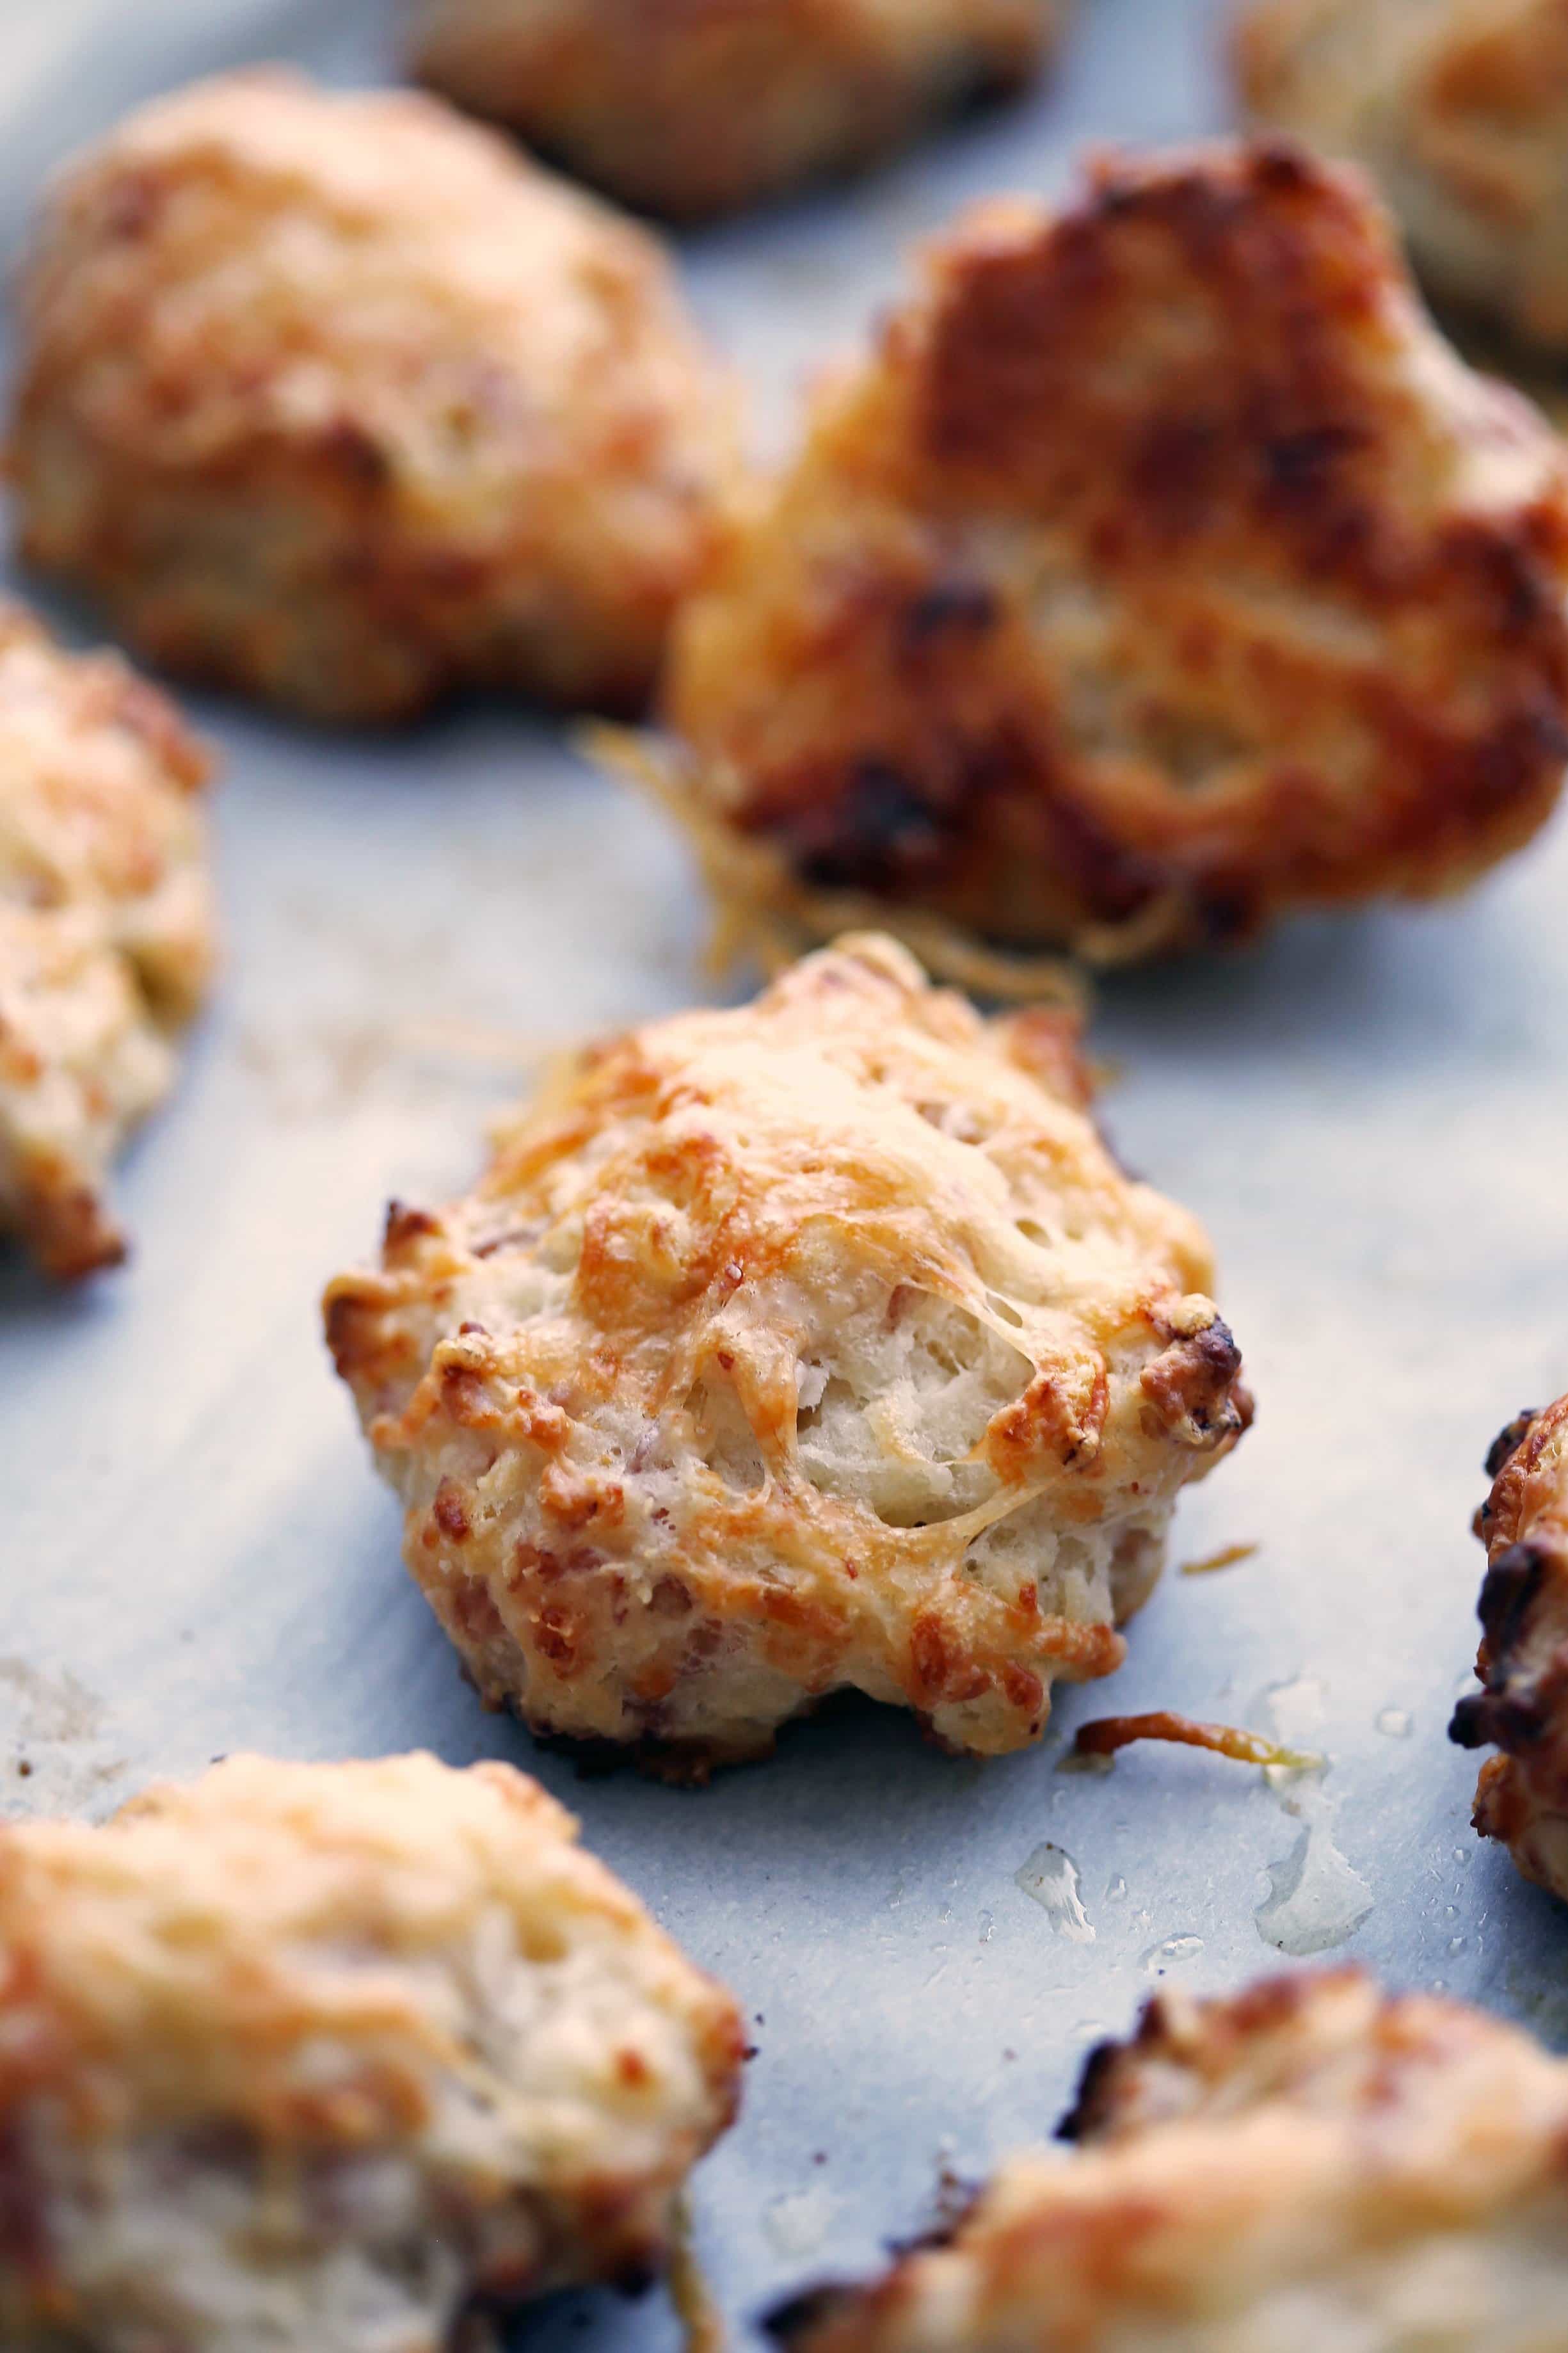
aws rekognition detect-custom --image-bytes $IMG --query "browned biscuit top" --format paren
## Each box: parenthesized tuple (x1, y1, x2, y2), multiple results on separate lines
(662, 140, 1568, 965)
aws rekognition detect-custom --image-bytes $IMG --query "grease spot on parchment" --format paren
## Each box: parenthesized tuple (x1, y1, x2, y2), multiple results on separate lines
(236, 1017, 542, 1123)
(1014, 1843, 1094, 1943)
(764, 2184, 836, 2260)
(1252, 1674, 1372, 1957)
(1256, 1784, 1374, 1957)
(1140, 1934, 1204, 1972)
(1, 1658, 107, 1742)
(1, 1659, 124, 1818)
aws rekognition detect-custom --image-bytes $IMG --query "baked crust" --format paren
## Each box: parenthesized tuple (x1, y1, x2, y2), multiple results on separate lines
(0, 602, 214, 1280)
(657, 141, 1568, 967)
(324, 933, 1249, 1769)
(8, 68, 736, 723)
(776, 1970, 1568, 2353)
(411, 0, 1061, 221)
(1235, 0, 1568, 353)
(0, 1753, 744, 2350)
(1450, 1393, 1568, 1900)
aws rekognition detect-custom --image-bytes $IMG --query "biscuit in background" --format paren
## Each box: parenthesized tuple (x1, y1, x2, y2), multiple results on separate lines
(9, 68, 737, 725)
(777, 1968, 1568, 2353)
(1452, 1394, 1568, 1902)
(411, 0, 1067, 221)
(644, 141, 1568, 972)
(1235, 0, 1568, 357)
(0, 1751, 744, 2350)
(0, 603, 214, 1281)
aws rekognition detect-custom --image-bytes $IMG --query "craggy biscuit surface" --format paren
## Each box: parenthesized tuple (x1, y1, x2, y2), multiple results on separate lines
(1235, 0, 1568, 353)
(1451, 1395, 1568, 1902)
(659, 141, 1568, 967)
(0, 603, 213, 1280)
(10, 68, 736, 723)
(0, 1752, 744, 2352)
(324, 935, 1249, 1770)
(411, 0, 1060, 220)
(778, 1970, 1568, 2353)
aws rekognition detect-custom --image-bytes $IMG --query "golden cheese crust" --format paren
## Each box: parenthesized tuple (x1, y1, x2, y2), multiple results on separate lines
(0, 602, 214, 1281)
(777, 1970, 1568, 2353)
(8, 68, 736, 723)
(410, 0, 1060, 221)
(1235, 0, 1568, 354)
(657, 141, 1568, 968)
(1450, 1395, 1568, 1902)
(0, 1752, 744, 2352)
(324, 934, 1249, 1770)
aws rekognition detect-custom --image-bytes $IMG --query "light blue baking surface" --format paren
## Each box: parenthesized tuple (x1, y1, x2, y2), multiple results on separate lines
(3, 1, 1568, 2344)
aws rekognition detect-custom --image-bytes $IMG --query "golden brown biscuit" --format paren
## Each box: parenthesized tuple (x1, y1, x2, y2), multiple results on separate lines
(324, 934, 1249, 1771)
(0, 1752, 744, 2351)
(9, 68, 736, 724)
(0, 603, 214, 1281)
(410, 0, 1062, 221)
(1235, 0, 1568, 355)
(653, 141, 1568, 969)
(776, 1970, 1568, 2353)
(1451, 1395, 1568, 1901)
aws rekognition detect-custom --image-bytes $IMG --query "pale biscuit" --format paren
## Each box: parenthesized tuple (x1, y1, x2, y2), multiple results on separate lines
(0, 1752, 744, 2350)
(0, 603, 214, 1280)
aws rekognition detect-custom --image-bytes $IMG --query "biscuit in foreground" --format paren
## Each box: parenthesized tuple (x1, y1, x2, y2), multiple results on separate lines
(0, 1751, 744, 2350)
(411, 0, 1063, 221)
(1451, 1395, 1568, 1902)
(655, 140, 1568, 969)
(9, 68, 736, 723)
(0, 602, 214, 1280)
(775, 1969, 1568, 2353)
(1235, 0, 1568, 355)
(324, 933, 1249, 1772)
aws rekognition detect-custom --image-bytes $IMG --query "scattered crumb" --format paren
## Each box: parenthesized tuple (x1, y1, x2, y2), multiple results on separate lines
(1180, 1541, 1260, 1577)
(668, 2196, 728, 2353)
(1071, 1711, 1323, 1772)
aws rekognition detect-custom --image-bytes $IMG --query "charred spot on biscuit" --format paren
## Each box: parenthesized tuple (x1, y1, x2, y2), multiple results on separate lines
(1476, 1539, 1551, 1661)
(1450, 1541, 1556, 1754)
(1055, 2032, 1129, 2144)
(901, 580, 1001, 649)
(790, 762, 953, 893)
(1452, 1390, 1568, 1899)
(1485, 1408, 1540, 1481)
(765, 2285, 861, 2345)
